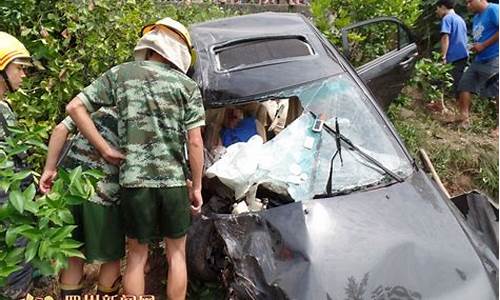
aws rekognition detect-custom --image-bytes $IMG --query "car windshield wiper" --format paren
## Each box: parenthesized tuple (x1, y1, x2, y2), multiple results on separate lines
(309, 111, 404, 197)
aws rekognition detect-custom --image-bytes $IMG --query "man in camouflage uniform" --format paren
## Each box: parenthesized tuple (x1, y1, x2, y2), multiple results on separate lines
(0, 32, 34, 300)
(39, 107, 124, 299)
(66, 18, 205, 300)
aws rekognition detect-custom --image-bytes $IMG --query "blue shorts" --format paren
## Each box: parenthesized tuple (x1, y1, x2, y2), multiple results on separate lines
(457, 57, 499, 98)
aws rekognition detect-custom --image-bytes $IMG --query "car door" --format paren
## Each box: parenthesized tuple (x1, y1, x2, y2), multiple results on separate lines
(341, 17, 418, 110)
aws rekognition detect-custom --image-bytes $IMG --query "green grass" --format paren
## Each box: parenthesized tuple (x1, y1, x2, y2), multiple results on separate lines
(388, 88, 499, 200)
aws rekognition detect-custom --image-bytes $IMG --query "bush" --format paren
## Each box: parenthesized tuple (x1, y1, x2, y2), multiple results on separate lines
(0, 126, 102, 285)
(0, 0, 240, 286)
(411, 52, 453, 103)
(0, 1, 239, 169)
(310, 0, 422, 47)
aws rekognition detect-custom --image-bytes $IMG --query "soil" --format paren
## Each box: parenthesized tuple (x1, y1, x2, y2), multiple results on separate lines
(399, 86, 498, 201)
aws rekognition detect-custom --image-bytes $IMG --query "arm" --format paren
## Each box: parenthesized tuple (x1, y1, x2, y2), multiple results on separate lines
(440, 34, 450, 63)
(66, 97, 123, 165)
(187, 127, 204, 214)
(472, 31, 499, 53)
(39, 123, 69, 193)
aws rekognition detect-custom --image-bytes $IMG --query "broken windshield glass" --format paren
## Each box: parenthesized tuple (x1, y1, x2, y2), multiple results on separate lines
(206, 74, 413, 201)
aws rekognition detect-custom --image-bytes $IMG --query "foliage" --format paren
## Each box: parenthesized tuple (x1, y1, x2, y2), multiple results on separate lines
(0, 126, 102, 286)
(411, 52, 453, 102)
(310, 0, 422, 47)
(388, 81, 498, 201)
(0, 0, 238, 169)
(0, 0, 240, 295)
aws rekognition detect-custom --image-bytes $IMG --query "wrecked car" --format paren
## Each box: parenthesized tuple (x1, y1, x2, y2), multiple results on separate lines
(186, 12, 499, 299)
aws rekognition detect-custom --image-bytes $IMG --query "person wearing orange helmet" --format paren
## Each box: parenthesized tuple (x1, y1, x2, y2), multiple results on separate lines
(0, 31, 32, 140)
(65, 18, 205, 300)
(0, 31, 34, 300)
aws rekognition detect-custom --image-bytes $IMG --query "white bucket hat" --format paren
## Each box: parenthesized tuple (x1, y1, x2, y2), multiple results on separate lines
(134, 27, 191, 74)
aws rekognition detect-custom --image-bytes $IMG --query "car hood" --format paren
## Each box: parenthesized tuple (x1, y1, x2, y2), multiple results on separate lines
(212, 170, 497, 299)
(190, 12, 343, 107)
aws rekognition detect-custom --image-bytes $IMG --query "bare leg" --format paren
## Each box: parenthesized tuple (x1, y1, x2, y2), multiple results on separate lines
(98, 260, 121, 291)
(123, 238, 149, 296)
(165, 236, 187, 300)
(60, 257, 84, 286)
(457, 91, 472, 123)
(492, 97, 499, 137)
(59, 257, 84, 299)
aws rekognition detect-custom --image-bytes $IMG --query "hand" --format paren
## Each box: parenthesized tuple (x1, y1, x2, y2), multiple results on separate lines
(471, 43, 486, 53)
(189, 188, 203, 215)
(39, 169, 57, 194)
(102, 146, 125, 166)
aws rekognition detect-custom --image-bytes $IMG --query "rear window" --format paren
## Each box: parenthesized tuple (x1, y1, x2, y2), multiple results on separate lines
(215, 37, 313, 71)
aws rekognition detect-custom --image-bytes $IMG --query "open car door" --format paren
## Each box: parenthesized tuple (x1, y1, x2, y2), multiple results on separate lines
(341, 17, 418, 110)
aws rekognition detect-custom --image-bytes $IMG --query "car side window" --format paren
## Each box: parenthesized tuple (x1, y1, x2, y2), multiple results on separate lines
(342, 19, 412, 68)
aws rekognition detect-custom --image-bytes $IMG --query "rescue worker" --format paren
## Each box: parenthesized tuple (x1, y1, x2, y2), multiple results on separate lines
(39, 107, 124, 299)
(65, 18, 205, 300)
(0, 31, 34, 300)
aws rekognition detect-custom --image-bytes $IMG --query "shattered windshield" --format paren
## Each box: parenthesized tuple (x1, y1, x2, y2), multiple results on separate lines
(206, 74, 413, 201)
(276, 74, 414, 198)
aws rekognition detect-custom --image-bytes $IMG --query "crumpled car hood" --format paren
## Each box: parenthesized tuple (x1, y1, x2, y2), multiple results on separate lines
(212, 170, 497, 300)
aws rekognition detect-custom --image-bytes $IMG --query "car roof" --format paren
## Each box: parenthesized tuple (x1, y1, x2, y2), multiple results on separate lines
(190, 12, 345, 107)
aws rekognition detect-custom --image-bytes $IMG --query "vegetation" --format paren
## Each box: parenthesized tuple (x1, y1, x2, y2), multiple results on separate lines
(0, 126, 102, 286)
(388, 72, 499, 200)
(0, 0, 240, 292)
(411, 52, 453, 103)
(311, 0, 422, 46)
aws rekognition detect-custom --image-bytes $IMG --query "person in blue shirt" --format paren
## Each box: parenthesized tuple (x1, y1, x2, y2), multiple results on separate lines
(454, 0, 498, 135)
(436, 0, 469, 100)
(219, 107, 258, 147)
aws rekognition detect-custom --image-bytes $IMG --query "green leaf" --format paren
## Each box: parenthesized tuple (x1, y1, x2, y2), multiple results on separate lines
(83, 169, 104, 179)
(5, 227, 17, 246)
(0, 204, 12, 221)
(23, 197, 39, 214)
(61, 248, 85, 259)
(60, 239, 83, 249)
(31, 258, 55, 276)
(23, 184, 36, 202)
(9, 190, 24, 213)
(58, 209, 74, 224)
(38, 240, 50, 259)
(15, 224, 34, 234)
(5, 248, 24, 265)
(0, 264, 22, 277)
(64, 195, 86, 205)
(20, 228, 42, 240)
(51, 225, 76, 242)
(25, 241, 39, 262)
(69, 166, 82, 186)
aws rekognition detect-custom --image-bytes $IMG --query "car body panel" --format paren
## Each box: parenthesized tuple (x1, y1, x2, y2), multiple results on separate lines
(190, 13, 344, 107)
(186, 12, 498, 300)
(211, 170, 497, 299)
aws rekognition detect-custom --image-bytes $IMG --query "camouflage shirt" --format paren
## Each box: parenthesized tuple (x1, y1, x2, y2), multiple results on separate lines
(0, 100, 16, 140)
(78, 61, 205, 188)
(61, 108, 120, 206)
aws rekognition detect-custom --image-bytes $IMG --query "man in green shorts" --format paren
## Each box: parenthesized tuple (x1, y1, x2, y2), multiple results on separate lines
(65, 18, 205, 300)
(39, 107, 124, 298)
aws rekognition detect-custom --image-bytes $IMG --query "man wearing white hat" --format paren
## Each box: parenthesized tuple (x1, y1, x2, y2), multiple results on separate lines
(65, 18, 205, 300)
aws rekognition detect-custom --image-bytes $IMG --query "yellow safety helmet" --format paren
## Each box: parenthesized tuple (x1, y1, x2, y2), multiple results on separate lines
(0, 32, 31, 71)
(140, 18, 196, 66)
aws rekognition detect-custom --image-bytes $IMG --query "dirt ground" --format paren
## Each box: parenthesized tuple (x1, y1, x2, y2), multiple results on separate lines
(396, 86, 498, 202)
